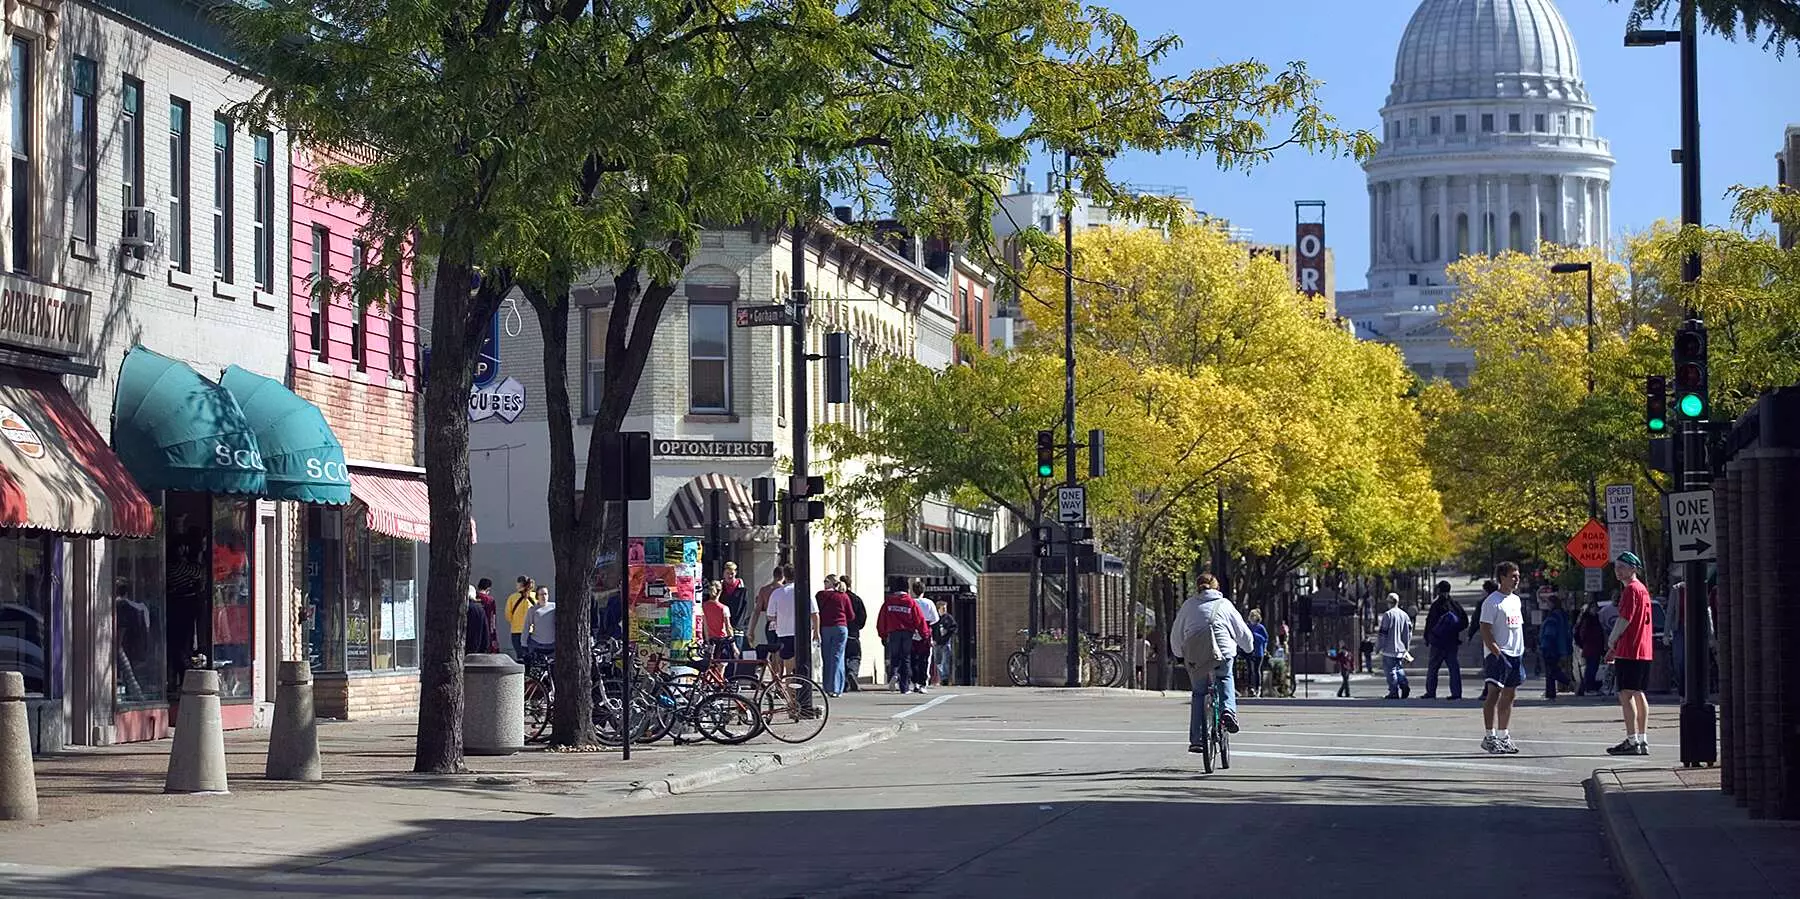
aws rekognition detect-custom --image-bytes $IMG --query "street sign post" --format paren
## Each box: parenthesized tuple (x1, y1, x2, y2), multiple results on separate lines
(1056, 486, 1086, 524)
(1584, 567, 1604, 593)
(1564, 518, 1612, 569)
(1669, 489, 1717, 562)
(1607, 521, 1634, 558)
(735, 304, 796, 327)
(1605, 484, 1636, 523)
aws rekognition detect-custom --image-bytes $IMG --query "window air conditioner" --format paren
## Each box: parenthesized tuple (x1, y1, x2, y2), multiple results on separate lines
(122, 207, 158, 248)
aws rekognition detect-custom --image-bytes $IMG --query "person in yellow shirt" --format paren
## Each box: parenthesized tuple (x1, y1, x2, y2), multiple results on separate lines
(504, 575, 535, 657)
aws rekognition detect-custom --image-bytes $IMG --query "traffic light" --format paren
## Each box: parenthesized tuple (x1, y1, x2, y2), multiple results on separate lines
(1035, 430, 1055, 478)
(823, 331, 850, 404)
(1088, 429, 1106, 479)
(1672, 320, 1709, 420)
(1033, 525, 1053, 558)
(1645, 375, 1668, 434)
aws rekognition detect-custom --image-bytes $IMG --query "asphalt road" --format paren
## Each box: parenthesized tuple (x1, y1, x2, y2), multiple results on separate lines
(5, 686, 1669, 898)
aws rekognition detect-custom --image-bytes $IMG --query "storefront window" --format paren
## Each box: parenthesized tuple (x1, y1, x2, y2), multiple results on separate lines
(344, 514, 372, 670)
(0, 534, 52, 696)
(305, 506, 345, 673)
(112, 517, 166, 704)
(307, 506, 421, 673)
(211, 498, 254, 700)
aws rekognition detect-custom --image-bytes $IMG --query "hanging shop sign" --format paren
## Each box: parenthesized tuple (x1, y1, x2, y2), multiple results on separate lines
(0, 275, 91, 357)
(469, 376, 526, 423)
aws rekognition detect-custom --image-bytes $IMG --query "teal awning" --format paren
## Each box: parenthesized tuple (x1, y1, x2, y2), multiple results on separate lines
(219, 366, 351, 505)
(112, 347, 267, 495)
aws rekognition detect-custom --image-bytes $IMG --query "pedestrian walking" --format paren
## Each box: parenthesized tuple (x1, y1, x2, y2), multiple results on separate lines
(1269, 637, 1292, 698)
(504, 575, 535, 658)
(1423, 580, 1466, 700)
(1358, 636, 1376, 674)
(1479, 562, 1525, 754)
(877, 577, 928, 693)
(842, 577, 868, 692)
(765, 565, 815, 681)
(1537, 588, 1574, 700)
(1606, 552, 1655, 756)
(1378, 593, 1413, 699)
(1332, 644, 1353, 697)
(1575, 599, 1606, 696)
(1170, 572, 1254, 750)
(1246, 610, 1270, 697)
(474, 578, 499, 654)
(465, 584, 494, 654)
(911, 584, 939, 693)
(815, 575, 855, 696)
(524, 587, 556, 654)
(721, 561, 748, 650)
(931, 600, 958, 687)
(700, 580, 737, 678)
(750, 567, 785, 665)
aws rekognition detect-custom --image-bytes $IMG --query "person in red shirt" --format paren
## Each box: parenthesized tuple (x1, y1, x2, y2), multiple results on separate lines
(1605, 551, 1656, 756)
(875, 576, 928, 694)
(814, 575, 856, 696)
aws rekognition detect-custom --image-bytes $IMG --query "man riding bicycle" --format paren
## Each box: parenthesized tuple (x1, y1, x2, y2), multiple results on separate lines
(1170, 569, 1255, 754)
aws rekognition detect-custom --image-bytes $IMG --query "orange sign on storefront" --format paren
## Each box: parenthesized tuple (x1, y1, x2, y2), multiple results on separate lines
(1565, 518, 1612, 568)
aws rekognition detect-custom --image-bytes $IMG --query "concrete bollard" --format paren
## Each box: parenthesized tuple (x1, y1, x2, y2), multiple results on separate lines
(0, 671, 38, 821)
(165, 669, 230, 794)
(265, 661, 320, 781)
(463, 653, 524, 756)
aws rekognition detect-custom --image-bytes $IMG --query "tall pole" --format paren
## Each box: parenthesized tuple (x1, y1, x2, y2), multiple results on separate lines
(1584, 267, 1600, 612)
(1677, 0, 1714, 766)
(1063, 150, 1081, 688)
(791, 223, 813, 682)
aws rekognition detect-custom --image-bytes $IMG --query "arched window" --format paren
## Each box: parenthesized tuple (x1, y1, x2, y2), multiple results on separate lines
(1509, 212, 1523, 252)
(1485, 213, 1497, 254)
(1429, 213, 1442, 261)
(1541, 212, 1552, 245)
(1456, 213, 1469, 257)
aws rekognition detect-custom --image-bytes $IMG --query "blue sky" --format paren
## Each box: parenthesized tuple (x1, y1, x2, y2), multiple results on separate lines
(1072, 0, 1792, 290)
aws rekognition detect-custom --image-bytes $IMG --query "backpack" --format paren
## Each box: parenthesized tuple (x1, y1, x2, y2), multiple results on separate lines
(1429, 606, 1463, 644)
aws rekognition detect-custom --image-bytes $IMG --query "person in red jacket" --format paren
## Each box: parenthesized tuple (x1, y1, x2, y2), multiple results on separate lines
(876, 576, 928, 693)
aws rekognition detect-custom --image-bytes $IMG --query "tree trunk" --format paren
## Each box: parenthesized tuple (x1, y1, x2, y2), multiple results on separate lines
(414, 257, 509, 774)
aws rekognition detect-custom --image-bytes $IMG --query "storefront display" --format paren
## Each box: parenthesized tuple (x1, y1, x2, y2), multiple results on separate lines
(305, 501, 423, 674)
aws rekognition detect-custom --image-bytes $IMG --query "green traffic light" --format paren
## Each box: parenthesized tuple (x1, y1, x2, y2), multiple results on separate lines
(1678, 394, 1704, 418)
(1037, 463, 1054, 477)
(1648, 417, 1666, 432)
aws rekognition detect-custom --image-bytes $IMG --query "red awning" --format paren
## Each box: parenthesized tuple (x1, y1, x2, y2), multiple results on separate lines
(348, 470, 475, 544)
(0, 370, 155, 537)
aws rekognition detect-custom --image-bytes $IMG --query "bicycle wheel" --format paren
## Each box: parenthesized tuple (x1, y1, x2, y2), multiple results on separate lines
(1007, 651, 1031, 686)
(695, 692, 762, 745)
(1219, 711, 1232, 770)
(523, 674, 551, 742)
(1091, 651, 1120, 688)
(1106, 651, 1128, 687)
(1201, 690, 1215, 774)
(759, 674, 829, 743)
(633, 679, 675, 744)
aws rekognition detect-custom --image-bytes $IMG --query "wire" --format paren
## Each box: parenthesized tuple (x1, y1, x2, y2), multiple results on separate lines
(501, 297, 523, 338)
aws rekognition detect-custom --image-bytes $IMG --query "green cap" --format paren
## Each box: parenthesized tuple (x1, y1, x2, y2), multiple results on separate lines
(1615, 551, 1643, 568)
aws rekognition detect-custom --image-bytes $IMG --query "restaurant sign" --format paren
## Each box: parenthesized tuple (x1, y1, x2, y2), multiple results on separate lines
(0, 275, 91, 357)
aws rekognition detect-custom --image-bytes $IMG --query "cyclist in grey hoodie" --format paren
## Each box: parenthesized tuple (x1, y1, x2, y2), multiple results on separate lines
(1170, 570, 1255, 752)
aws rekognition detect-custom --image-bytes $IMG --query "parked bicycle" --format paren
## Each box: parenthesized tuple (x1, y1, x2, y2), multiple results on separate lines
(679, 642, 829, 743)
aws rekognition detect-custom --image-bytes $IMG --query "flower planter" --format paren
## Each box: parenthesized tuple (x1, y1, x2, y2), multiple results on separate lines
(1027, 642, 1088, 686)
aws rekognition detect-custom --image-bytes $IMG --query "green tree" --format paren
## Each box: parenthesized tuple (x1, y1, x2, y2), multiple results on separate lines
(1614, 0, 1800, 53)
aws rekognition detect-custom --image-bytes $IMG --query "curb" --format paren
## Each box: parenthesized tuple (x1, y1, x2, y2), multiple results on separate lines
(1586, 768, 1680, 899)
(624, 721, 916, 800)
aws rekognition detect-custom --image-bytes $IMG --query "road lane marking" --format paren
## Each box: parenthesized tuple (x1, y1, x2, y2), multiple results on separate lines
(928, 738, 1561, 774)
(894, 693, 960, 719)
(944, 726, 1619, 748)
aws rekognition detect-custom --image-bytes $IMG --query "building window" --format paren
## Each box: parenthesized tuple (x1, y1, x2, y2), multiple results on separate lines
(70, 57, 97, 250)
(0, 534, 53, 695)
(349, 241, 367, 369)
(252, 132, 273, 291)
(1454, 114, 1467, 134)
(1485, 212, 1497, 254)
(212, 116, 233, 280)
(1534, 113, 1547, 133)
(307, 507, 418, 673)
(1507, 113, 1521, 133)
(582, 305, 606, 417)
(309, 225, 329, 360)
(168, 98, 191, 272)
(687, 301, 731, 413)
(957, 285, 972, 335)
(112, 518, 166, 704)
(1510, 212, 1524, 251)
(1558, 114, 1569, 134)
(1038, 214, 1053, 232)
(10, 40, 32, 274)
(1456, 213, 1469, 256)
(120, 78, 144, 259)
(1429, 213, 1441, 260)
(1429, 115, 1441, 135)
(388, 259, 406, 378)
(1407, 117, 1417, 136)
(1481, 113, 1495, 133)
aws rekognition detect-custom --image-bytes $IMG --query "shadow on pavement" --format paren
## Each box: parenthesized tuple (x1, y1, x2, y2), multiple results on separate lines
(3, 797, 1622, 899)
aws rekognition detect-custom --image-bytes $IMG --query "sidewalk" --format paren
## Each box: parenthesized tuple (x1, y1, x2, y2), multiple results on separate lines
(1590, 766, 1800, 899)
(0, 695, 913, 887)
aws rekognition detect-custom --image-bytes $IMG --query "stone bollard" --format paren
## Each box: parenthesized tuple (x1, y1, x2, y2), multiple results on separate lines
(0, 671, 38, 821)
(165, 669, 229, 794)
(265, 661, 320, 781)
(463, 653, 524, 756)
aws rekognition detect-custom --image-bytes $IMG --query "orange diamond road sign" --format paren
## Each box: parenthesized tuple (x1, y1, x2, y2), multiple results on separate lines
(1565, 518, 1611, 568)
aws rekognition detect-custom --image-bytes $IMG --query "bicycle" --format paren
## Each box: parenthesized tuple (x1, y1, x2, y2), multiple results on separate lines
(755, 671, 830, 743)
(1007, 629, 1032, 686)
(637, 660, 763, 746)
(1195, 669, 1232, 774)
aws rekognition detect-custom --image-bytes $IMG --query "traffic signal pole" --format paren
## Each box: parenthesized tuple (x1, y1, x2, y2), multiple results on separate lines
(791, 223, 813, 682)
(1676, 0, 1714, 767)
(1062, 150, 1081, 689)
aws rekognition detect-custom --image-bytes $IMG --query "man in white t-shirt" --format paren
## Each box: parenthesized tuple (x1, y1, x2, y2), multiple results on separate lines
(764, 565, 817, 680)
(1479, 561, 1525, 755)
(911, 588, 940, 693)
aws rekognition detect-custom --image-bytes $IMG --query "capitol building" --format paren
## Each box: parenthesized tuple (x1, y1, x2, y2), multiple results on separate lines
(1337, 0, 1615, 385)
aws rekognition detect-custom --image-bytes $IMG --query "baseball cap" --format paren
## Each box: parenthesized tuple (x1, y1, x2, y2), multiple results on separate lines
(1615, 551, 1643, 568)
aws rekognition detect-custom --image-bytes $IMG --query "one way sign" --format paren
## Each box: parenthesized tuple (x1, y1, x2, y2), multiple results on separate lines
(1669, 490, 1718, 563)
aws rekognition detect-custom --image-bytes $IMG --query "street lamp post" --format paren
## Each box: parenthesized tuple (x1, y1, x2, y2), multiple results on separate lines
(1062, 150, 1081, 688)
(1552, 261, 1600, 611)
(1626, 0, 1715, 767)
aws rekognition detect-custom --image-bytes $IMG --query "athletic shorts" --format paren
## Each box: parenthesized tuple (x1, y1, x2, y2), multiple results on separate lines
(1483, 652, 1525, 689)
(778, 636, 798, 660)
(1614, 658, 1652, 693)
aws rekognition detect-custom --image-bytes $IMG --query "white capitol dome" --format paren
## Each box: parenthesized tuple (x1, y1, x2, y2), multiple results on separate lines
(1341, 0, 1614, 384)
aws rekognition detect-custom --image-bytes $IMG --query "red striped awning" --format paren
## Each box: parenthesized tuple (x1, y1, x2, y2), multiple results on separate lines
(348, 470, 475, 544)
(0, 370, 155, 537)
